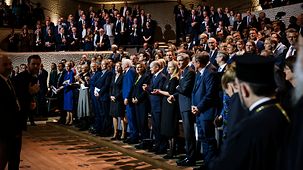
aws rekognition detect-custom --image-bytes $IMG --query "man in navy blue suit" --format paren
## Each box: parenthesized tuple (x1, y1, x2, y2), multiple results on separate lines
(122, 59, 138, 143)
(93, 60, 113, 136)
(168, 53, 196, 166)
(208, 38, 219, 68)
(192, 52, 219, 169)
(143, 61, 167, 153)
(249, 28, 264, 52)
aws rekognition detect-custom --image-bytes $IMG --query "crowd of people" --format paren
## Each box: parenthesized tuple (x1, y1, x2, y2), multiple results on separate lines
(1, 0, 303, 170)
(6, 2, 159, 52)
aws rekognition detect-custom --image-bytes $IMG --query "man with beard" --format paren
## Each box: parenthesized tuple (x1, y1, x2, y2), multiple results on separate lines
(210, 53, 290, 170)
(0, 55, 22, 169)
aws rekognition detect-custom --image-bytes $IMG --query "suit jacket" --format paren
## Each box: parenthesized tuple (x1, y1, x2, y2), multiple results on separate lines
(186, 15, 201, 35)
(110, 73, 123, 101)
(89, 70, 102, 91)
(192, 64, 219, 120)
(13, 71, 38, 130)
(122, 67, 136, 100)
(256, 40, 265, 52)
(55, 33, 67, 51)
(95, 34, 110, 51)
(233, 20, 244, 32)
(0, 76, 21, 137)
(57, 70, 67, 88)
(120, 6, 132, 16)
(49, 70, 58, 87)
(68, 33, 80, 51)
(95, 70, 113, 102)
(209, 49, 219, 68)
(148, 72, 167, 112)
(38, 69, 48, 95)
(174, 66, 196, 112)
(132, 73, 150, 103)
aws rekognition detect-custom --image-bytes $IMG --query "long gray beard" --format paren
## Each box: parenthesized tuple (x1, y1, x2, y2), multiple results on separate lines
(294, 36, 303, 104)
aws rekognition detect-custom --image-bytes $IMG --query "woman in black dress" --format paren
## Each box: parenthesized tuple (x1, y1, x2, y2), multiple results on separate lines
(155, 60, 180, 159)
(132, 63, 150, 144)
(110, 62, 125, 140)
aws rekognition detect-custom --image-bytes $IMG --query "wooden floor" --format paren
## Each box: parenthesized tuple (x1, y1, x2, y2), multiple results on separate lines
(19, 125, 163, 170)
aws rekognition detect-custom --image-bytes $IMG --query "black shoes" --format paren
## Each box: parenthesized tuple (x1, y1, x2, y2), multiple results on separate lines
(176, 158, 196, 166)
(123, 137, 139, 144)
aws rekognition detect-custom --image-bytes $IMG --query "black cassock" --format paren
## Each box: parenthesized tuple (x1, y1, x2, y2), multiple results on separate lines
(286, 96, 303, 170)
(210, 99, 290, 170)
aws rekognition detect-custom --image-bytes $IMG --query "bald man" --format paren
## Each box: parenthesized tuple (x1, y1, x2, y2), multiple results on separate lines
(0, 55, 22, 169)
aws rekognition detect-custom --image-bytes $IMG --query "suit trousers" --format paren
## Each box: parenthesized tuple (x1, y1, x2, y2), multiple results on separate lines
(181, 111, 196, 160)
(126, 104, 138, 139)
(0, 135, 22, 170)
(196, 116, 217, 166)
(135, 103, 149, 140)
(151, 111, 164, 149)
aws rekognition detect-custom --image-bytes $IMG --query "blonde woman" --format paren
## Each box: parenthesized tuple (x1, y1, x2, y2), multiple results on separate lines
(154, 60, 180, 159)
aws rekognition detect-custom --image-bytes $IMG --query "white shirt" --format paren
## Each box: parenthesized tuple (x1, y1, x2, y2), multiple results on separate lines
(104, 24, 113, 36)
(249, 97, 271, 111)
(285, 45, 296, 59)
(218, 63, 227, 72)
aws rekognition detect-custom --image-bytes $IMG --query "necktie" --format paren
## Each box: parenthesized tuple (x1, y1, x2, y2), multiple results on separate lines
(286, 46, 294, 58)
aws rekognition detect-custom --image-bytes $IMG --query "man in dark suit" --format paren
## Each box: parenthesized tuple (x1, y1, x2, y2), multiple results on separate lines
(120, 2, 132, 17)
(93, 60, 113, 136)
(37, 64, 48, 116)
(192, 52, 219, 169)
(89, 62, 102, 119)
(233, 13, 244, 33)
(168, 53, 196, 166)
(174, 3, 187, 45)
(55, 62, 67, 124)
(249, 28, 264, 52)
(122, 59, 138, 143)
(115, 16, 128, 46)
(56, 27, 68, 51)
(187, 9, 201, 44)
(68, 27, 80, 51)
(208, 38, 219, 67)
(0, 55, 22, 170)
(14, 55, 41, 127)
(210, 54, 290, 170)
(95, 28, 111, 51)
(199, 33, 210, 52)
(143, 61, 167, 153)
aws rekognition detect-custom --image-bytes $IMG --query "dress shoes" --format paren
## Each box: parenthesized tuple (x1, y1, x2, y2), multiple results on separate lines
(123, 137, 138, 144)
(176, 158, 196, 166)
(135, 143, 147, 149)
(123, 137, 131, 143)
(110, 136, 119, 140)
(127, 139, 139, 144)
(148, 146, 159, 153)
(155, 148, 167, 155)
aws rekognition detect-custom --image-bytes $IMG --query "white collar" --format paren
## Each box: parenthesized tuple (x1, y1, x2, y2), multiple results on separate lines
(249, 97, 271, 111)
(154, 70, 161, 77)
(219, 63, 227, 72)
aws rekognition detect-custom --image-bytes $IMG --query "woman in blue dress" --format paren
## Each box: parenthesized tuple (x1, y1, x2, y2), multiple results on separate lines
(58, 61, 75, 125)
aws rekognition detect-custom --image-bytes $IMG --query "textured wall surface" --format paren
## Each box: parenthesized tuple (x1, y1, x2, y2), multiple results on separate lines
(2, 51, 113, 72)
